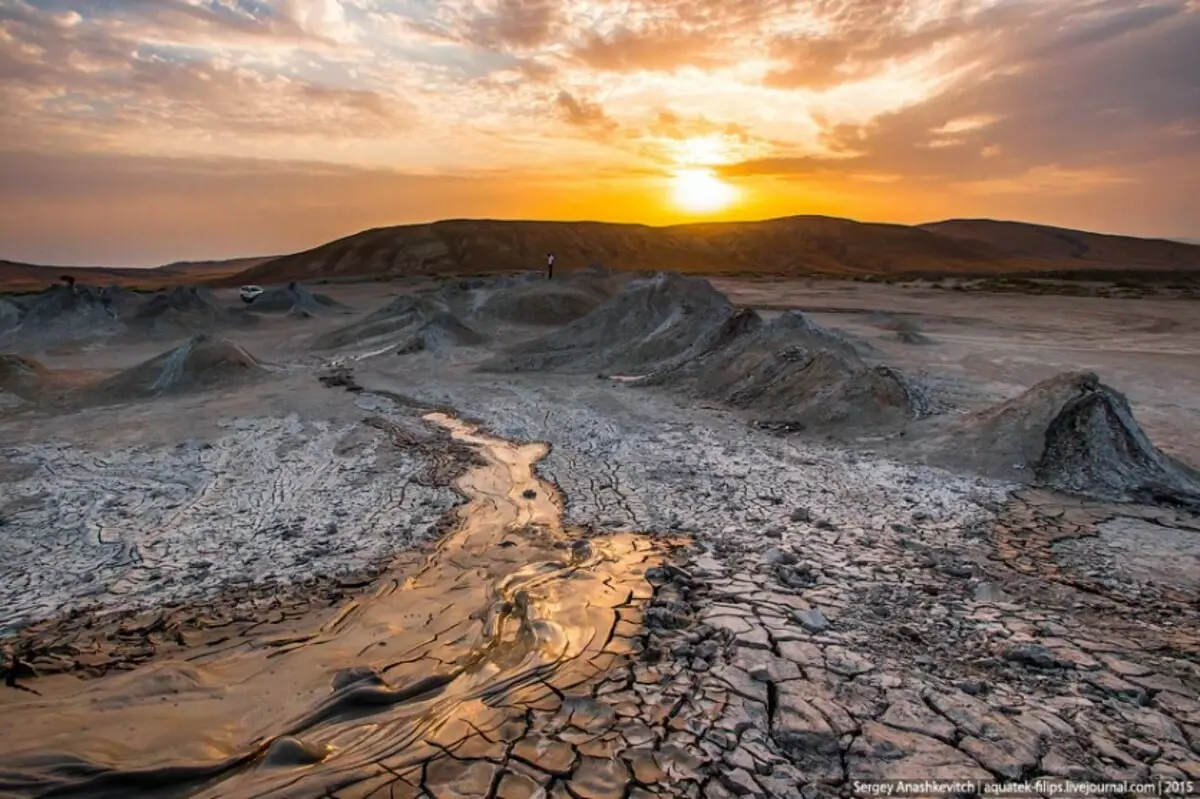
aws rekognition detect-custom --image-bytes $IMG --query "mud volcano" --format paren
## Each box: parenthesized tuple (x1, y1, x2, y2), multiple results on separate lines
(472, 279, 612, 326)
(933, 372, 1200, 506)
(482, 272, 738, 374)
(642, 311, 942, 431)
(129, 286, 256, 332)
(87, 334, 267, 402)
(249, 282, 345, 316)
(0, 283, 121, 343)
(314, 294, 485, 356)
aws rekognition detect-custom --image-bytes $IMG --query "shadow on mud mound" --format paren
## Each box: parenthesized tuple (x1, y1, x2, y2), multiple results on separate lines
(313, 295, 485, 355)
(83, 334, 268, 403)
(0, 284, 122, 344)
(0, 354, 48, 399)
(480, 272, 738, 374)
(0, 298, 24, 331)
(128, 286, 258, 333)
(640, 311, 944, 433)
(926, 372, 1200, 507)
(249, 282, 347, 316)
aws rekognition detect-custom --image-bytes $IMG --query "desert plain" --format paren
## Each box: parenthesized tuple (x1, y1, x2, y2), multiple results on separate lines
(1, 264, 1199, 799)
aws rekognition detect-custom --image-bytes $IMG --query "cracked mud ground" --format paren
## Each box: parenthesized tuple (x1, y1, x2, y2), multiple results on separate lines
(2, 283, 1200, 798)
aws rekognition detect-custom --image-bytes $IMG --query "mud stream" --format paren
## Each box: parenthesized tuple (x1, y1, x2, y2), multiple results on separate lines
(0, 414, 661, 798)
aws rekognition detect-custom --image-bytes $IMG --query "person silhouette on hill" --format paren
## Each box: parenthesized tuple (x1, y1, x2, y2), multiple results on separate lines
(547, 252, 555, 280)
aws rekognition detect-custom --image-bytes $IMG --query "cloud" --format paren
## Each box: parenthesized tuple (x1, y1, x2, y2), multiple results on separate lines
(2, 0, 1200, 262)
(555, 90, 613, 128)
(723, 1, 1200, 186)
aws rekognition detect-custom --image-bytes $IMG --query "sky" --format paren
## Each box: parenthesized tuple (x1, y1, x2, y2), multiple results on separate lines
(0, 0, 1197, 266)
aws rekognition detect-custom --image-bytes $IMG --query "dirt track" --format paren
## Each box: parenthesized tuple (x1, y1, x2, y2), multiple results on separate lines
(1, 276, 1198, 798)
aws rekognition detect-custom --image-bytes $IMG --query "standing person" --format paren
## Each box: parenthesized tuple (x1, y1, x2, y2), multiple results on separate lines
(547, 252, 555, 280)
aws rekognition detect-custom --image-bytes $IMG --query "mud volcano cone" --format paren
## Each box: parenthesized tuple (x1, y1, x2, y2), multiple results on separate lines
(250, 281, 345, 315)
(3, 283, 121, 343)
(393, 311, 488, 354)
(481, 272, 739, 374)
(472, 280, 612, 326)
(944, 372, 1200, 505)
(130, 286, 256, 332)
(314, 294, 484, 354)
(88, 334, 266, 401)
(641, 310, 941, 431)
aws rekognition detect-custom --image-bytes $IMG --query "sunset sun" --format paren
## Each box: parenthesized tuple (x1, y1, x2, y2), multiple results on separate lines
(670, 168, 739, 214)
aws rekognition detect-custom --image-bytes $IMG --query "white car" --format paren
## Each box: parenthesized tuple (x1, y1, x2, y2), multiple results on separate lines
(239, 285, 264, 304)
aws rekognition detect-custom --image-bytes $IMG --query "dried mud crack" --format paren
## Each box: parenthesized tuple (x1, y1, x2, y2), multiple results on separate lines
(0, 414, 692, 799)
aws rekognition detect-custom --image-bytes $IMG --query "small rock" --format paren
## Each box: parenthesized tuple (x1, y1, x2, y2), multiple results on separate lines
(1002, 643, 1070, 670)
(958, 680, 989, 696)
(762, 547, 798, 566)
(789, 507, 812, 523)
(793, 607, 830, 633)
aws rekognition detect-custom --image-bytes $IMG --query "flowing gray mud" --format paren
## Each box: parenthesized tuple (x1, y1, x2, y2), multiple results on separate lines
(0, 415, 662, 798)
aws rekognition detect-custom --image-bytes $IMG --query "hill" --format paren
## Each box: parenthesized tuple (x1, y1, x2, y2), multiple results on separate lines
(0, 256, 272, 294)
(920, 219, 1200, 270)
(227, 216, 1200, 286)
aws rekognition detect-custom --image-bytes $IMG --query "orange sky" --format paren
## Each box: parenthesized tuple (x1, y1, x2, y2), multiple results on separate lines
(1, 0, 1198, 265)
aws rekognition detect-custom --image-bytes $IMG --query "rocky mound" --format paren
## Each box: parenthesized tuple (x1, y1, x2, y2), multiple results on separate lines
(248, 282, 345, 315)
(87, 335, 267, 402)
(935, 372, 1200, 506)
(0, 354, 48, 399)
(642, 311, 942, 431)
(482, 273, 738, 374)
(129, 286, 256, 332)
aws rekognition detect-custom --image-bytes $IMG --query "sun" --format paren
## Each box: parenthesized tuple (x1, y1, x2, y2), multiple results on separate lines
(670, 168, 739, 214)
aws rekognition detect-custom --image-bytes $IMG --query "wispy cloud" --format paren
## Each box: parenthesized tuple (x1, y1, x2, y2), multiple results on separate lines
(1, 0, 1197, 263)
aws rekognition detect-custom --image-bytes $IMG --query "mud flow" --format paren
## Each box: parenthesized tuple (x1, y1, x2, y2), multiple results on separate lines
(0, 415, 660, 798)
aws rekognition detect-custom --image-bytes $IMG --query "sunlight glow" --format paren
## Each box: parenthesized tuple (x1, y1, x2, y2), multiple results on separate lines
(670, 168, 739, 214)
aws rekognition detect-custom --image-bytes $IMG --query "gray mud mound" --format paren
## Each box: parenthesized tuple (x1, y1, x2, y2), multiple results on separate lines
(249, 281, 346, 315)
(0, 284, 121, 343)
(473, 280, 611, 326)
(0, 354, 48, 399)
(932, 372, 1200, 506)
(129, 286, 256, 332)
(394, 311, 488, 355)
(0, 298, 22, 331)
(313, 295, 442, 350)
(642, 311, 942, 431)
(86, 334, 267, 402)
(313, 295, 485, 355)
(481, 272, 737, 374)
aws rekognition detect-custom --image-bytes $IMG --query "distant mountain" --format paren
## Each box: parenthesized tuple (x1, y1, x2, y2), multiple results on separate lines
(226, 215, 1200, 286)
(223, 216, 1007, 286)
(7, 217, 1198, 293)
(0, 255, 273, 293)
(919, 219, 1200, 270)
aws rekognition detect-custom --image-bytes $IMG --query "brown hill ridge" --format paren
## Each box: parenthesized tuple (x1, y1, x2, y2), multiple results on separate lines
(4, 217, 1198, 290)
(228, 216, 1200, 285)
(920, 219, 1200, 269)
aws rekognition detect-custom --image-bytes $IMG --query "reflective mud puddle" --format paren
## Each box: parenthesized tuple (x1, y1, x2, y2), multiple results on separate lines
(0, 414, 661, 798)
